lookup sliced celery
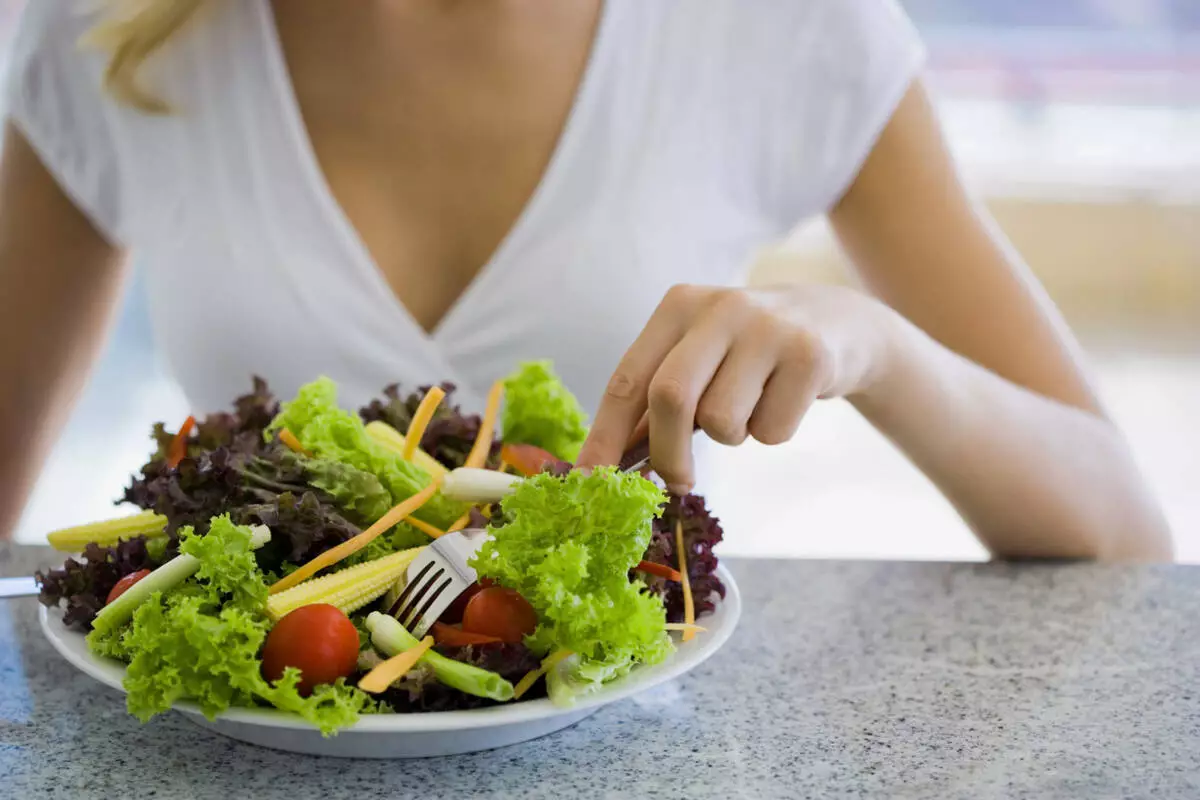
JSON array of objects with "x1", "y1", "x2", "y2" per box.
[
  {"x1": 365, "y1": 612, "x2": 514, "y2": 702},
  {"x1": 90, "y1": 525, "x2": 272, "y2": 634}
]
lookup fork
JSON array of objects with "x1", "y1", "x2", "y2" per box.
[
  {"x1": 391, "y1": 457, "x2": 653, "y2": 636},
  {"x1": 386, "y1": 527, "x2": 488, "y2": 638}
]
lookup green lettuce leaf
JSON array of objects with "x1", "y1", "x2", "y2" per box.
[
  {"x1": 469, "y1": 468, "x2": 672, "y2": 703},
  {"x1": 302, "y1": 457, "x2": 393, "y2": 524},
  {"x1": 178, "y1": 515, "x2": 267, "y2": 610},
  {"x1": 88, "y1": 515, "x2": 375, "y2": 736},
  {"x1": 266, "y1": 377, "x2": 462, "y2": 531},
  {"x1": 501, "y1": 361, "x2": 589, "y2": 462}
]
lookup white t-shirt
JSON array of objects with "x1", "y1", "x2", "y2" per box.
[{"x1": 4, "y1": 0, "x2": 925, "y2": 419}]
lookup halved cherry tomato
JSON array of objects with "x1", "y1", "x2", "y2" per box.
[
  {"x1": 261, "y1": 604, "x2": 359, "y2": 696},
  {"x1": 461, "y1": 587, "x2": 538, "y2": 644},
  {"x1": 106, "y1": 569, "x2": 152, "y2": 605},
  {"x1": 439, "y1": 578, "x2": 494, "y2": 625},
  {"x1": 166, "y1": 415, "x2": 196, "y2": 469},
  {"x1": 431, "y1": 622, "x2": 503, "y2": 648},
  {"x1": 500, "y1": 443, "x2": 564, "y2": 477}
]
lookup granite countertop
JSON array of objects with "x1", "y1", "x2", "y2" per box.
[{"x1": 2, "y1": 543, "x2": 1198, "y2": 799}]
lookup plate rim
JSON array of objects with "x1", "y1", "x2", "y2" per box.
[{"x1": 39, "y1": 563, "x2": 740, "y2": 733}]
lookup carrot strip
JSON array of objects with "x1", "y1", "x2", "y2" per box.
[
  {"x1": 431, "y1": 622, "x2": 502, "y2": 647},
  {"x1": 166, "y1": 415, "x2": 196, "y2": 469},
  {"x1": 268, "y1": 480, "x2": 442, "y2": 594},
  {"x1": 403, "y1": 387, "x2": 446, "y2": 461},
  {"x1": 407, "y1": 516, "x2": 446, "y2": 540},
  {"x1": 674, "y1": 519, "x2": 695, "y2": 642},
  {"x1": 278, "y1": 427, "x2": 313, "y2": 457},
  {"x1": 512, "y1": 649, "x2": 572, "y2": 700},
  {"x1": 357, "y1": 636, "x2": 435, "y2": 694},
  {"x1": 636, "y1": 560, "x2": 683, "y2": 583},
  {"x1": 463, "y1": 381, "x2": 504, "y2": 469},
  {"x1": 447, "y1": 509, "x2": 474, "y2": 533}
]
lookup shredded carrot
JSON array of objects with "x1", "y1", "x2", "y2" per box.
[
  {"x1": 636, "y1": 560, "x2": 683, "y2": 583},
  {"x1": 357, "y1": 636, "x2": 435, "y2": 694},
  {"x1": 447, "y1": 509, "x2": 474, "y2": 533},
  {"x1": 675, "y1": 519, "x2": 695, "y2": 642},
  {"x1": 407, "y1": 516, "x2": 446, "y2": 540},
  {"x1": 664, "y1": 622, "x2": 707, "y2": 634},
  {"x1": 269, "y1": 480, "x2": 442, "y2": 594},
  {"x1": 278, "y1": 427, "x2": 313, "y2": 457},
  {"x1": 403, "y1": 386, "x2": 446, "y2": 461},
  {"x1": 166, "y1": 415, "x2": 196, "y2": 469},
  {"x1": 463, "y1": 381, "x2": 504, "y2": 469},
  {"x1": 513, "y1": 649, "x2": 572, "y2": 700}
]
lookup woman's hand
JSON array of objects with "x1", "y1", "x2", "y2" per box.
[{"x1": 576, "y1": 282, "x2": 898, "y2": 493}]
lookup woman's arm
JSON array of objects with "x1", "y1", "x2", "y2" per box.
[
  {"x1": 0, "y1": 121, "x2": 128, "y2": 540},
  {"x1": 578, "y1": 79, "x2": 1171, "y2": 561},
  {"x1": 828, "y1": 80, "x2": 1170, "y2": 560}
]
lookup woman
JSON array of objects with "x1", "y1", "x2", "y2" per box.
[{"x1": 0, "y1": 0, "x2": 1171, "y2": 558}]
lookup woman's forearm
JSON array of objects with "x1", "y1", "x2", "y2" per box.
[{"x1": 850, "y1": 313, "x2": 1172, "y2": 561}]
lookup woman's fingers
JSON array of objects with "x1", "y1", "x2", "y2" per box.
[
  {"x1": 577, "y1": 285, "x2": 707, "y2": 469},
  {"x1": 695, "y1": 317, "x2": 781, "y2": 446},
  {"x1": 647, "y1": 293, "x2": 753, "y2": 491},
  {"x1": 747, "y1": 331, "x2": 829, "y2": 444}
]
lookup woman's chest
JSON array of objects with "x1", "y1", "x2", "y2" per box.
[
  {"x1": 271, "y1": 0, "x2": 603, "y2": 335},
  {"x1": 119, "y1": 0, "x2": 786, "y2": 413}
]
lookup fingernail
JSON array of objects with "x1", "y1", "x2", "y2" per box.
[{"x1": 667, "y1": 483, "x2": 690, "y2": 496}]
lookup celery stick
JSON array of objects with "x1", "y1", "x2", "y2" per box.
[
  {"x1": 365, "y1": 612, "x2": 514, "y2": 701},
  {"x1": 91, "y1": 525, "x2": 271, "y2": 634}
]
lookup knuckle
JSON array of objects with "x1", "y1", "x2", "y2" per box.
[
  {"x1": 664, "y1": 283, "x2": 703, "y2": 309},
  {"x1": 604, "y1": 371, "x2": 642, "y2": 402},
  {"x1": 647, "y1": 375, "x2": 690, "y2": 414},
  {"x1": 696, "y1": 404, "x2": 746, "y2": 445},
  {"x1": 710, "y1": 289, "x2": 754, "y2": 320},
  {"x1": 749, "y1": 416, "x2": 798, "y2": 446},
  {"x1": 782, "y1": 329, "x2": 830, "y2": 373}
]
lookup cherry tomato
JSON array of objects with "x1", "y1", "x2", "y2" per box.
[
  {"x1": 461, "y1": 587, "x2": 538, "y2": 644},
  {"x1": 500, "y1": 444, "x2": 565, "y2": 477},
  {"x1": 438, "y1": 578, "x2": 494, "y2": 625},
  {"x1": 106, "y1": 569, "x2": 152, "y2": 606},
  {"x1": 261, "y1": 604, "x2": 360, "y2": 696},
  {"x1": 431, "y1": 622, "x2": 503, "y2": 648}
]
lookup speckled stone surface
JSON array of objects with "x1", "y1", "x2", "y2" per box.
[{"x1": 3, "y1": 544, "x2": 1200, "y2": 799}]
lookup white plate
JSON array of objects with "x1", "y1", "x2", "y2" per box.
[{"x1": 39, "y1": 564, "x2": 740, "y2": 758}]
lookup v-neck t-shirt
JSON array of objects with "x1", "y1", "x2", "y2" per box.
[{"x1": 4, "y1": 0, "x2": 925, "y2": 419}]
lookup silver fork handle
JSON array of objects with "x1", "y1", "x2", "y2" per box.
[{"x1": 0, "y1": 576, "x2": 40, "y2": 598}]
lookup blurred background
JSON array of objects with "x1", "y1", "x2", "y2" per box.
[{"x1": 6, "y1": 0, "x2": 1199, "y2": 560}]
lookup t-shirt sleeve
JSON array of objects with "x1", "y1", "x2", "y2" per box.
[
  {"x1": 3, "y1": 0, "x2": 127, "y2": 245},
  {"x1": 762, "y1": 0, "x2": 927, "y2": 227}
]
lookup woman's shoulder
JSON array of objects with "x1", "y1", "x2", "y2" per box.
[{"x1": 628, "y1": 0, "x2": 927, "y2": 222}]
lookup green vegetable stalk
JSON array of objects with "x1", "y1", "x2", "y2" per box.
[{"x1": 365, "y1": 612, "x2": 514, "y2": 702}]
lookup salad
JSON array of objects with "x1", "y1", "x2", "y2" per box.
[{"x1": 36, "y1": 361, "x2": 725, "y2": 735}]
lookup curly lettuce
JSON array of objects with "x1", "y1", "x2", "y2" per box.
[
  {"x1": 87, "y1": 515, "x2": 375, "y2": 735},
  {"x1": 266, "y1": 377, "x2": 462, "y2": 534},
  {"x1": 470, "y1": 468, "x2": 672, "y2": 704},
  {"x1": 501, "y1": 361, "x2": 589, "y2": 462}
]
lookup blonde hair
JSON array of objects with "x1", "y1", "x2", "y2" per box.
[{"x1": 84, "y1": 0, "x2": 207, "y2": 113}]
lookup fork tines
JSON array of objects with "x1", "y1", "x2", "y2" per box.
[{"x1": 386, "y1": 561, "x2": 455, "y2": 636}]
